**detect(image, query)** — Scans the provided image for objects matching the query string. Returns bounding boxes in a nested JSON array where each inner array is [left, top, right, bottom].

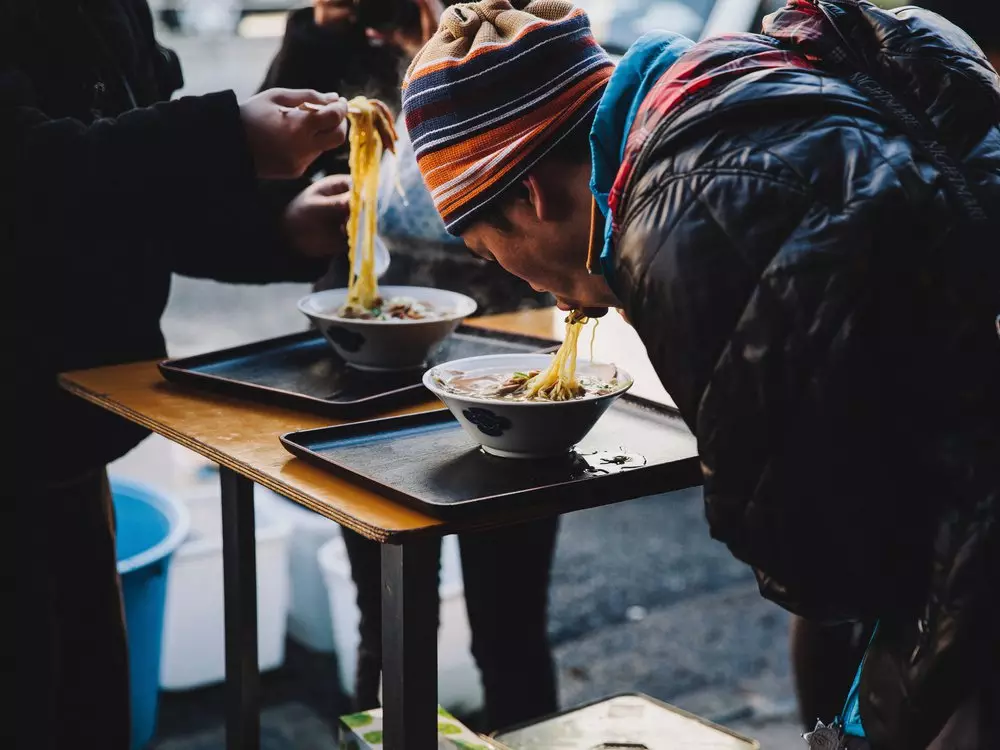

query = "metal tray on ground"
[[158, 325, 559, 419], [278, 395, 701, 519], [489, 691, 760, 749]]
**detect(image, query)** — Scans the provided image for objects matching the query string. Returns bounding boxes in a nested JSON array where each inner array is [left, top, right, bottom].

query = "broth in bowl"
[[334, 296, 448, 322], [437, 362, 624, 402]]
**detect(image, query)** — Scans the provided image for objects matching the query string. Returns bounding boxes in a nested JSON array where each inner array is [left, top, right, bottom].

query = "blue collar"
[[589, 31, 694, 281]]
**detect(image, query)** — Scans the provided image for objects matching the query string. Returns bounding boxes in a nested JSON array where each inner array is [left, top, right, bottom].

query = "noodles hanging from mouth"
[[341, 97, 398, 315], [523, 310, 593, 401]]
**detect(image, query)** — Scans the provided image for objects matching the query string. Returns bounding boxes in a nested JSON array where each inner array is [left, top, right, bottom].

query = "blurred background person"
[[258, 0, 561, 732]]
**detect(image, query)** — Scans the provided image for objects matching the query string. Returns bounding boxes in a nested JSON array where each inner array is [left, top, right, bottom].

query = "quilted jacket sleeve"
[[0, 69, 325, 286]]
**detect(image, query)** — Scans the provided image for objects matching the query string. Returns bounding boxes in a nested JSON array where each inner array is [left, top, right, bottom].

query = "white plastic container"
[[318, 534, 484, 714], [254, 486, 344, 652], [158, 489, 292, 691]]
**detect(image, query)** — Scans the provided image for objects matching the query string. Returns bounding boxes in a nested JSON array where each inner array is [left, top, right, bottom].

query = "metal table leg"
[[220, 467, 260, 750], [381, 540, 439, 749]]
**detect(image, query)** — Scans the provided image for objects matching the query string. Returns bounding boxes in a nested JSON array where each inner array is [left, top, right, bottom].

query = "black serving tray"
[[279, 395, 701, 519], [158, 325, 559, 419]]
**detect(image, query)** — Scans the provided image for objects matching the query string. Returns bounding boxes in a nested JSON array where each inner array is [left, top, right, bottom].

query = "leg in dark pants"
[[340, 528, 442, 710], [341, 518, 560, 731], [459, 517, 560, 732], [19, 469, 130, 750]]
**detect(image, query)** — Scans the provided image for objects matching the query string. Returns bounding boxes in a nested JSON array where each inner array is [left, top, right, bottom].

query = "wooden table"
[[59, 308, 699, 750]]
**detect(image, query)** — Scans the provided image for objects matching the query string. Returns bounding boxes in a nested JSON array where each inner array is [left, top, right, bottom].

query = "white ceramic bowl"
[[423, 353, 633, 459], [297, 285, 478, 371]]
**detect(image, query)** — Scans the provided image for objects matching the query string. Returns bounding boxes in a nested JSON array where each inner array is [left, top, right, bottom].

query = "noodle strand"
[[344, 97, 398, 312], [524, 312, 590, 401]]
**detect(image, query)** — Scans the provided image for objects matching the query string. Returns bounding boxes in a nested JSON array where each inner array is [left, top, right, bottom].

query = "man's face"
[[460, 164, 620, 310]]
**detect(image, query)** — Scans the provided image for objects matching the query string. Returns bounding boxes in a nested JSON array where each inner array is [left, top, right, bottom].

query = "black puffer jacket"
[[610, 2, 999, 747], [2, 0, 326, 480]]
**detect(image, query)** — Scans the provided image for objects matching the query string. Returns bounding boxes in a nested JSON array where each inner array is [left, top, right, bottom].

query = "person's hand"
[[415, 0, 445, 49], [313, 0, 355, 28], [284, 174, 352, 258], [366, 0, 445, 57], [240, 89, 349, 179]]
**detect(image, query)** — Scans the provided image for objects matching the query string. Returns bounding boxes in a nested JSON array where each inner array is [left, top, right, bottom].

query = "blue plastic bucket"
[[112, 478, 190, 750]]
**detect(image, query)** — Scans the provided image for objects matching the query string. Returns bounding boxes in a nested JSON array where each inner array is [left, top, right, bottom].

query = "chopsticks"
[[296, 101, 363, 115], [291, 98, 397, 154]]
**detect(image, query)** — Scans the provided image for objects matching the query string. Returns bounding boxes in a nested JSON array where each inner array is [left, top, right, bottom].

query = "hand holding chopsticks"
[[240, 88, 350, 179], [294, 98, 398, 155]]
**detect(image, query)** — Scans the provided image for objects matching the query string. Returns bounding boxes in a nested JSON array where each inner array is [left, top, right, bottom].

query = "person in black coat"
[[3, 2, 357, 747], [407, 0, 1000, 747]]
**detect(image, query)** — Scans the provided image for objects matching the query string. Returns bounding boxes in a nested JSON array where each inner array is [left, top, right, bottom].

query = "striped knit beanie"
[[401, 1, 614, 235]]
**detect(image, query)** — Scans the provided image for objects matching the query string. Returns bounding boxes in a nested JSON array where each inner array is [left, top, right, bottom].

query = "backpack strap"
[[844, 70, 988, 223]]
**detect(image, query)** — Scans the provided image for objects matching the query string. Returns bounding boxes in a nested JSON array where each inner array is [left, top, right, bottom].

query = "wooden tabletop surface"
[[59, 308, 688, 543]]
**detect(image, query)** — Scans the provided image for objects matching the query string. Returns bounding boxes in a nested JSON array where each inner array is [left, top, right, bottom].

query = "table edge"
[[58, 373, 420, 544]]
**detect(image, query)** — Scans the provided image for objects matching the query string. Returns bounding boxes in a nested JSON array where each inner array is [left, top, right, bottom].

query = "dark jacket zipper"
[[77, 2, 139, 117]]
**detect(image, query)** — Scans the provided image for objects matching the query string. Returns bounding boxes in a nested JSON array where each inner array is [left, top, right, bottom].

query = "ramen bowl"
[[423, 353, 633, 459], [298, 285, 478, 370]]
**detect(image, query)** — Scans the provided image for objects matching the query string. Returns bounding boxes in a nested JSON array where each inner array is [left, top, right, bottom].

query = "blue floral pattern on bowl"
[[325, 325, 365, 353], [462, 407, 512, 437]]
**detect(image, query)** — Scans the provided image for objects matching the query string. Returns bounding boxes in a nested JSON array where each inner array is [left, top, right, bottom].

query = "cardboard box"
[[339, 705, 494, 750]]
